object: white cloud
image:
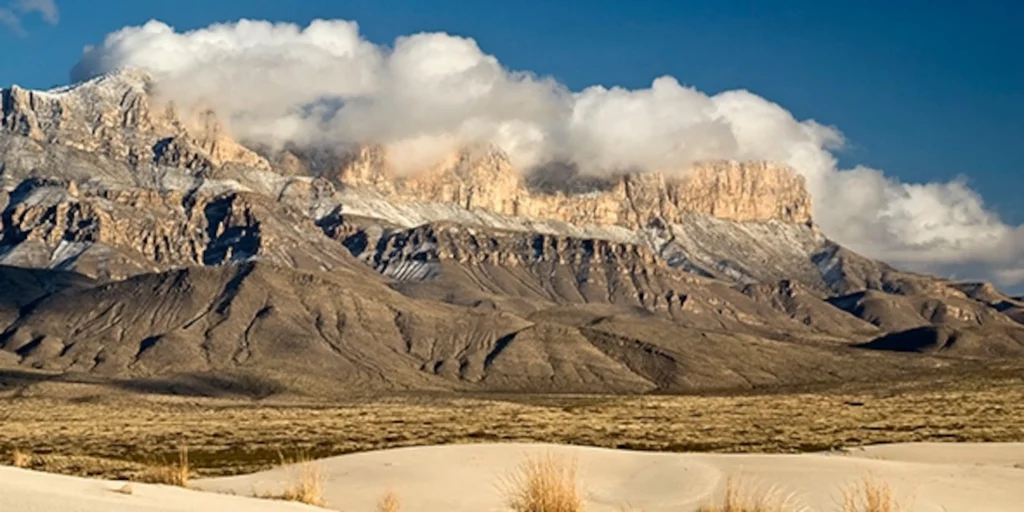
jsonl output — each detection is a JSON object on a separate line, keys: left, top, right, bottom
{"left": 69, "top": 18, "right": 1024, "bottom": 287}
{"left": 0, "top": 0, "right": 57, "bottom": 34}
{"left": 17, "top": 0, "right": 58, "bottom": 25}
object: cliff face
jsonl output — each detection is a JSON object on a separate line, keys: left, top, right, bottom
{"left": 0, "top": 69, "right": 907, "bottom": 297}
{"left": 3, "top": 70, "right": 812, "bottom": 230}
{"left": 1, "top": 71, "right": 269, "bottom": 172}
{"left": 332, "top": 145, "right": 814, "bottom": 228}
{"left": 0, "top": 70, "right": 855, "bottom": 295}
{"left": 0, "top": 179, "right": 359, "bottom": 280}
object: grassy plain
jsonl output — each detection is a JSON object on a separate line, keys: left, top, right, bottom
{"left": 2, "top": 371, "right": 1022, "bottom": 480}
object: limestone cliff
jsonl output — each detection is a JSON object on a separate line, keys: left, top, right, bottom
{"left": 332, "top": 145, "right": 814, "bottom": 229}
{"left": 3, "top": 70, "right": 812, "bottom": 230}
{"left": 0, "top": 71, "right": 841, "bottom": 295}
{"left": 0, "top": 178, "right": 357, "bottom": 280}
{"left": 1, "top": 70, "right": 269, "bottom": 172}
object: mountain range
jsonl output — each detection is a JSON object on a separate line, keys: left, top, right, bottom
{"left": 2, "top": 70, "right": 1022, "bottom": 398}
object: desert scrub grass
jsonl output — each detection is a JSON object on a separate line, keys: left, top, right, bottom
{"left": 9, "top": 448, "right": 32, "bottom": 468}
{"left": 504, "top": 453, "right": 584, "bottom": 512}
{"left": 377, "top": 490, "right": 401, "bottom": 512}
{"left": 4, "top": 374, "right": 1024, "bottom": 479}
{"left": 260, "top": 453, "right": 326, "bottom": 507}
{"left": 842, "top": 477, "right": 904, "bottom": 512}
{"left": 139, "top": 446, "right": 190, "bottom": 487}
{"left": 698, "top": 478, "right": 805, "bottom": 512}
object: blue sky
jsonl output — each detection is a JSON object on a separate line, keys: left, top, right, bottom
{"left": 1, "top": 0, "right": 1021, "bottom": 223}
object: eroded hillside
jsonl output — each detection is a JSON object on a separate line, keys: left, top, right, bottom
{"left": 2, "top": 70, "right": 1022, "bottom": 397}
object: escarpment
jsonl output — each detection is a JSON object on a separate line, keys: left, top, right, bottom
{"left": 331, "top": 145, "right": 814, "bottom": 228}
{"left": 2, "top": 69, "right": 1023, "bottom": 397}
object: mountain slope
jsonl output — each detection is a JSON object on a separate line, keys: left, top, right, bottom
{"left": 2, "top": 70, "right": 1023, "bottom": 397}
{"left": 0, "top": 262, "right": 968, "bottom": 395}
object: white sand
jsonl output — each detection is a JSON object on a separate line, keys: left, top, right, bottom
{"left": 0, "top": 465, "right": 321, "bottom": 512}
{"left": 4, "top": 443, "right": 1023, "bottom": 511}
{"left": 196, "top": 443, "right": 1024, "bottom": 511}
{"left": 844, "top": 442, "right": 1024, "bottom": 467}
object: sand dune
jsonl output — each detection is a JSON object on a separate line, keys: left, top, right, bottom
{"left": 0, "top": 465, "right": 320, "bottom": 512}
{"left": 196, "top": 443, "right": 1024, "bottom": 511}
{"left": 845, "top": 442, "right": 1024, "bottom": 467}
{"left": 4, "top": 443, "right": 1023, "bottom": 511}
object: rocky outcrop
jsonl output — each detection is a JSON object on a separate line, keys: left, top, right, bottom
{"left": 0, "top": 179, "right": 358, "bottom": 280}
{"left": 1, "top": 71, "right": 269, "bottom": 172}
{"left": 653, "top": 161, "right": 813, "bottom": 224}
{"left": 3, "top": 69, "right": 813, "bottom": 230}
{"left": 332, "top": 145, "right": 814, "bottom": 229}
{"left": 0, "top": 70, "right": 942, "bottom": 299}
{"left": 327, "top": 217, "right": 665, "bottom": 279}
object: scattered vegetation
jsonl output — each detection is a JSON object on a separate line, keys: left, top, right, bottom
{"left": 504, "top": 453, "right": 584, "bottom": 512}
{"left": 377, "top": 490, "right": 401, "bottom": 512}
{"left": 139, "top": 446, "right": 190, "bottom": 487}
{"left": 1, "top": 374, "right": 1021, "bottom": 479}
{"left": 9, "top": 448, "right": 32, "bottom": 468}
{"left": 260, "top": 454, "right": 326, "bottom": 507}
{"left": 697, "top": 478, "right": 803, "bottom": 512}
{"left": 0, "top": 434, "right": 935, "bottom": 512}
{"left": 841, "top": 477, "right": 904, "bottom": 512}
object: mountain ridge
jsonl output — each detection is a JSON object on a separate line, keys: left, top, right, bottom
{"left": 3, "top": 70, "right": 811, "bottom": 225}
{"left": 2, "top": 70, "right": 1023, "bottom": 398}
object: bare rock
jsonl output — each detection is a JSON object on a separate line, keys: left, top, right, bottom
{"left": 332, "top": 145, "right": 813, "bottom": 228}
{"left": 1, "top": 70, "right": 270, "bottom": 172}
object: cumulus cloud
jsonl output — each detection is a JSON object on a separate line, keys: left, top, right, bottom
{"left": 70, "top": 20, "right": 568, "bottom": 171}
{"left": 0, "top": 0, "right": 58, "bottom": 34}
{"left": 17, "top": 0, "right": 57, "bottom": 24}
{"left": 69, "top": 18, "right": 1024, "bottom": 286}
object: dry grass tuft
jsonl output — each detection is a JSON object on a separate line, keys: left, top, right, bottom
{"left": 261, "top": 453, "right": 326, "bottom": 507}
{"left": 139, "top": 446, "right": 190, "bottom": 487}
{"left": 279, "top": 462, "right": 325, "bottom": 507}
{"left": 377, "top": 490, "right": 401, "bottom": 512}
{"left": 504, "top": 453, "right": 584, "bottom": 512}
{"left": 842, "top": 477, "right": 903, "bottom": 512}
{"left": 698, "top": 478, "right": 803, "bottom": 512}
{"left": 10, "top": 448, "right": 32, "bottom": 468}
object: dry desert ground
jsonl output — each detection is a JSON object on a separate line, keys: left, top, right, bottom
{"left": 2, "top": 373, "right": 1024, "bottom": 511}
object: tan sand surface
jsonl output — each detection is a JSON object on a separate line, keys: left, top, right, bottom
{"left": 843, "top": 442, "right": 1024, "bottom": 468}
{"left": 0, "top": 465, "right": 320, "bottom": 512}
{"left": 4, "top": 443, "right": 1023, "bottom": 511}
{"left": 195, "top": 443, "right": 1024, "bottom": 511}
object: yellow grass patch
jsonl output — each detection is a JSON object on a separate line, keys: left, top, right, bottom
{"left": 139, "top": 446, "right": 190, "bottom": 487}
{"left": 259, "top": 453, "right": 326, "bottom": 507}
{"left": 377, "top": 490, "right": 401, "bottom": 512}
{"left": 10, "top": 448, "right": 32, "bottom": 468}
{"left": 698, "top": 478, "right": 804, "bottom": 512}
{"left": 842, "top": 477, "right": 904, "bottom": 512}
{"left": 504, "top": 453, "right": 584, "bottom": 512}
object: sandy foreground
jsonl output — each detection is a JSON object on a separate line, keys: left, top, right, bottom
{"left": 3, "top": 443, "right": 1023, "bottom": 511}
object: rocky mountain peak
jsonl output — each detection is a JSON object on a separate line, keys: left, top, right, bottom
{"left": 1, "top": 69, "right": 269, "bottom": 172}
{"left": 5, "top": 71, "right": 1024, "bottom": 397}
{"left": 3, "top": 71, "right": 811, "bottom": 229}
